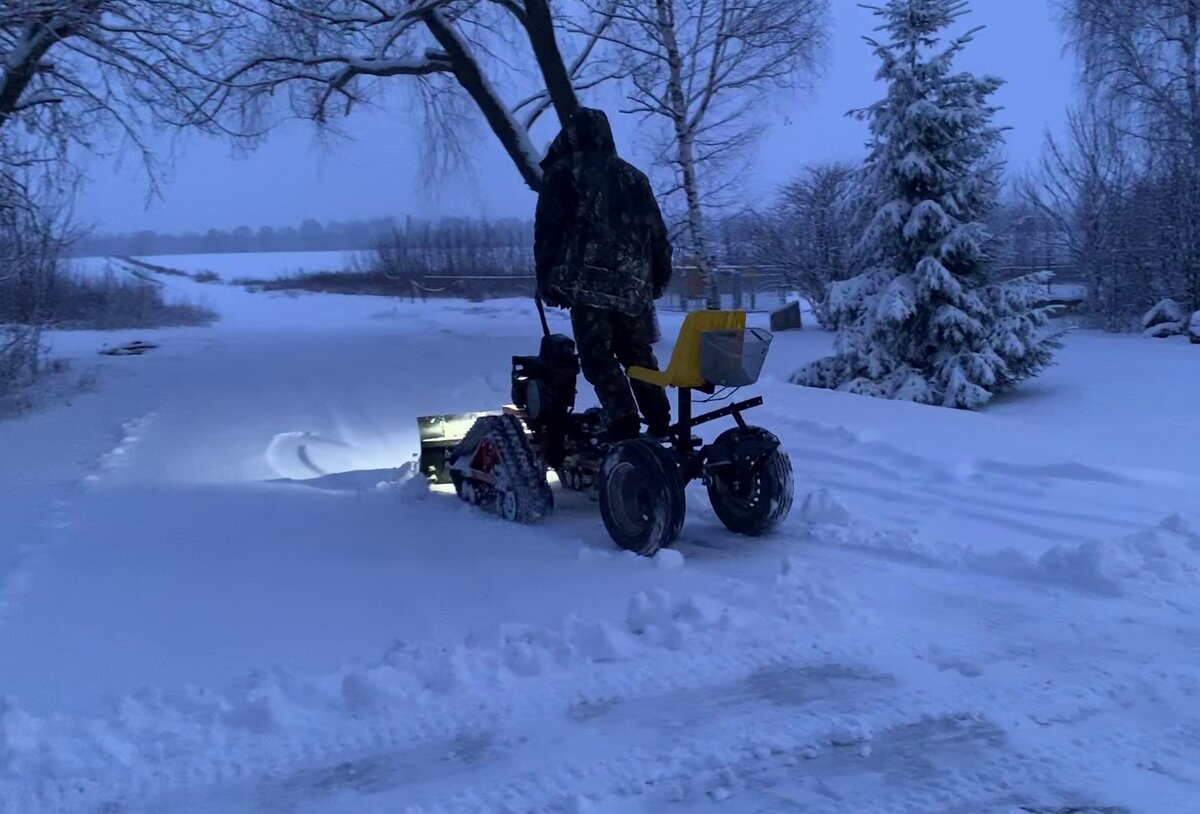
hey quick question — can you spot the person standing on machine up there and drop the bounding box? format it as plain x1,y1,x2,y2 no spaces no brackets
534,106,673,442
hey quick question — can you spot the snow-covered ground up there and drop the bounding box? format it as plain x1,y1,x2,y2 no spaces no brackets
1,270,1197,814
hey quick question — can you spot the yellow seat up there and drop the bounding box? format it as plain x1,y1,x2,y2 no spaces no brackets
629,310,746,389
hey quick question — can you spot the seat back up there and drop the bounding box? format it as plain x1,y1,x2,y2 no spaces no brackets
662,310,745,388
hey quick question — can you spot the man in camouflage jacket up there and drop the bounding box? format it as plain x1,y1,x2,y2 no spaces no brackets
534,107,673,441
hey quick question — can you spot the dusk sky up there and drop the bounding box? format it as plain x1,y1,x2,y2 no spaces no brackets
77,0,1078,235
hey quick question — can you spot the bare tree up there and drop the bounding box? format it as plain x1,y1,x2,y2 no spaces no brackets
750,161,862,325
0,2,234,399
1022,106,1153,330
0,1,238,197
584,0,828,307
200,1,624,193
0,172,69,403
1060,0,1200,312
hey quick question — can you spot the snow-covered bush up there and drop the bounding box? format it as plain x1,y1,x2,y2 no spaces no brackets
1141,298,1186,338
1189,311,1200,344
43,270,216,330
792,0,1060,409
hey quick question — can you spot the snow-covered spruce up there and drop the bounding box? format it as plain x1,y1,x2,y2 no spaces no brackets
792,0,1060,409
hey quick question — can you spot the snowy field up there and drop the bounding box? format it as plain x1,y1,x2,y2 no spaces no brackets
1,269,1198,814
71,251,364,282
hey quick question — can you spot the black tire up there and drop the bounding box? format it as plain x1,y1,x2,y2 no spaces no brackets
599,439,686,556
706,427,794,536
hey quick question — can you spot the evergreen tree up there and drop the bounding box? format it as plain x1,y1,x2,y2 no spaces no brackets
793,0,1060,409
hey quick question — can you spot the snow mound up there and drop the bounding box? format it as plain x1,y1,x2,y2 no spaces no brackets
986,513,1200,596
1143,321,1183,339
1044,512,1200,593
1142,298,1187,330
774,558,874,628
654,548,686,571
626,588,735,650
376,459,430,502
1189,310,1200,342
808,506,1200,599
576,545,686,571
799,488,854,526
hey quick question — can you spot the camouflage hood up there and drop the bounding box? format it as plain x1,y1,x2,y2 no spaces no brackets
540,107,617,171
534,105,673,318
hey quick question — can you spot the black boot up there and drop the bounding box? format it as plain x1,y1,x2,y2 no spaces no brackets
643,421,671,442
597,413,641,444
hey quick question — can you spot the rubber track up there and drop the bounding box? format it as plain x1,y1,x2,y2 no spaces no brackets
452,413,552,523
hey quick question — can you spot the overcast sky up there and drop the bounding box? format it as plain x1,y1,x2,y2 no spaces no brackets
76,0,1078,235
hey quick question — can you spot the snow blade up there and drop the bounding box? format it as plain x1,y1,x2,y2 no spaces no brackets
417,411,500,484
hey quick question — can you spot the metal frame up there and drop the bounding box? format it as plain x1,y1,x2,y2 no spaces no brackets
666,386,766,486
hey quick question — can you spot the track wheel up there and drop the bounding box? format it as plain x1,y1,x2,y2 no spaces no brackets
706,427,794,536
453,473,477,505
599,439,686,557
496,489,520,521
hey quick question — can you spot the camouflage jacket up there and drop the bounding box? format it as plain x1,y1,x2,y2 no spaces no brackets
534,108,673,317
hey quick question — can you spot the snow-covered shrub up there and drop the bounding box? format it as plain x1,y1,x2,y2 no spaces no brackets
1189,311,1200,344
1144,321,1183,339
791,0,1060,409
43,269,216,330
1141,298,1186,338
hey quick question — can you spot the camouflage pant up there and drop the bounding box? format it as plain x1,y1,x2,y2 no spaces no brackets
571,305,671,429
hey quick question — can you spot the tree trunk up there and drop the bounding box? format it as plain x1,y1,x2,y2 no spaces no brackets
522,0,581,125
653,0,718,309
0,23,62,130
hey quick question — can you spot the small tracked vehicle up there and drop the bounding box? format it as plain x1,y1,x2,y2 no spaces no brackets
418,302,793,556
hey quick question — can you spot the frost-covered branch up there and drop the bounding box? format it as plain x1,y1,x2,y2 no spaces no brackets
1,0,242,197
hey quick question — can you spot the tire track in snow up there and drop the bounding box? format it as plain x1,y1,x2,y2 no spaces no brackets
0,498,68,627
0,414,154,627
766,410,1191,580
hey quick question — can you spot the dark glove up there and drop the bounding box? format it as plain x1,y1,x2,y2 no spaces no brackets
538,285,565,308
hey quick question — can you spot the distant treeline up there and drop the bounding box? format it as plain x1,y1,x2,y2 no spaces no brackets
69,216,535,258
